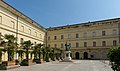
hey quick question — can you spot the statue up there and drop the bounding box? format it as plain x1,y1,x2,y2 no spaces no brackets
62,42,72,62
65,42,70,51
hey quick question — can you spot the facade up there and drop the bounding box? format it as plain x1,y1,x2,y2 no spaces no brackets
0,0,120,61
47,18,120,60
0,1,46,61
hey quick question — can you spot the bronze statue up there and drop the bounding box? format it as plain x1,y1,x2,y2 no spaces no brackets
65,42,70,51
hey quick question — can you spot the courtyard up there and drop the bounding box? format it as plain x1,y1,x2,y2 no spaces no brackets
7,60,113,71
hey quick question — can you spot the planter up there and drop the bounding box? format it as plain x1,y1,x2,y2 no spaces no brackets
0,61,20,70
36,61,41,64
15,60,19,65
2,61,15,66
28,59,36,65
20,59,35,66
0,64,6,70
33,59,41,64
20,59,29,66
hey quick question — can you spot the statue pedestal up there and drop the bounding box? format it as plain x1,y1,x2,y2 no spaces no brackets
63,51,72,62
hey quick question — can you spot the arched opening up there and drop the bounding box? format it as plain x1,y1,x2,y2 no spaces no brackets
102,52,107,59
75,52,80,59
91,52,97,59
84,52,88,59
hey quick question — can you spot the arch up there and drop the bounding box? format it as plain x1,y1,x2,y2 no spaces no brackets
91,52,97,59
84,52,88,59
75,52,80,59
101,52,107,59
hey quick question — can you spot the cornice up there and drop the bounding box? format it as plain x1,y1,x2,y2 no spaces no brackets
0,0,46,32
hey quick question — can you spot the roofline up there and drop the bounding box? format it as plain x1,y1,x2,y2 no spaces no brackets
47,18,120,29
1,0,46,32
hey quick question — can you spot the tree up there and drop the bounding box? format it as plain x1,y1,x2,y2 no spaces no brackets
49,47,57,61
44,46,51,62
23,40,33,60
3,34,17,61
32,43,43,63
16,50,24,61
107,46,120,71
0,34,4,62
54,47,63,60
0,34,7,62
32,45,38,60
37,43,43,60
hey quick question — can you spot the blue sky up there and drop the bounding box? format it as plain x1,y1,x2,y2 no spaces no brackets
4,0,120,28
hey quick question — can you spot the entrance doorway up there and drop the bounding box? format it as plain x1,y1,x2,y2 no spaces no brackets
92,52,97,59
84,52,88,59
75,52,80,59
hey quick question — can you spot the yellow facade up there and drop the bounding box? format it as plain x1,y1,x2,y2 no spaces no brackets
0,1,46,61
47,18,120,59
0,1,120,61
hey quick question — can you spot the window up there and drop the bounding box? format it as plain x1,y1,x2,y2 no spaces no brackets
61,35,64,39
102,41,106,46
76,34,79,38
113,29,117,35
84,32,87,38
93,41,96,47
0,16,2,24
54,44,57,48
21,25,24,32
40,34,42,39
29,29,31,34
84,42,87,47
40,34,43,39
48,36,50,40
35,32,37,37
54,36,57,40
102,31,106,36
11,21,15,29
20,38,24,44
61,43,63,48
92,32,96,37
68,34,70,39
76,42,79,47
113,40,117,46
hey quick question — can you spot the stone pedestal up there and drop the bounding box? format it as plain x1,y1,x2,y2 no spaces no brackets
63,51,72,62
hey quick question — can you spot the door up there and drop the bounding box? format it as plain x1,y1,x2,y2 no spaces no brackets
84,52,88,59
75,52,80,59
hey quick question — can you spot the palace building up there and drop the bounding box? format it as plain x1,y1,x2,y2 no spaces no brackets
0,1,46,61
47,18,120,59
0,0,120,61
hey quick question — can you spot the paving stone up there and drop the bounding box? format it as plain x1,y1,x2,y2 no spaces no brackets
7,60,113,71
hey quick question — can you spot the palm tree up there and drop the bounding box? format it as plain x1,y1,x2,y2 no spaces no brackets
49,47,55,61
0,34,7,62
0,33,4,46
3,34,17,61
32,45,38,60
16,49,24,62
44,46,51,62
37,43,43,60
23,40,33,60
53,47,64,61
32,43,43,63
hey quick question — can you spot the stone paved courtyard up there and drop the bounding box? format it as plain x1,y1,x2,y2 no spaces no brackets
7,60,113,71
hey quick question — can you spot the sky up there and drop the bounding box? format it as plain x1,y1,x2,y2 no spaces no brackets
4,0,120,28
